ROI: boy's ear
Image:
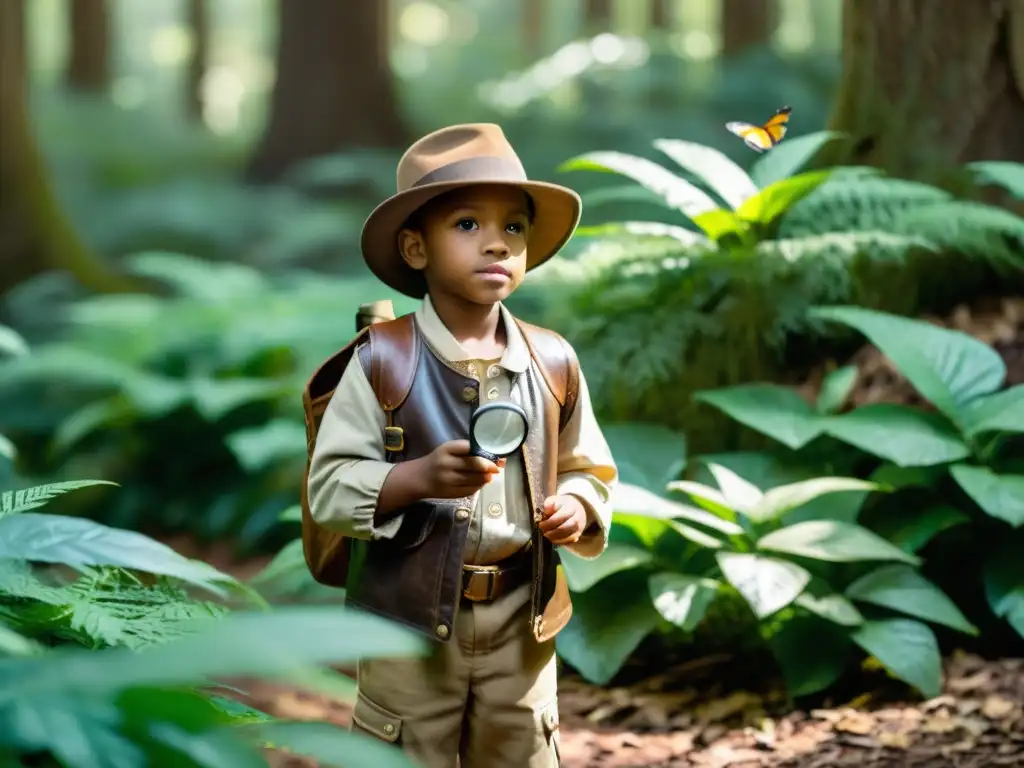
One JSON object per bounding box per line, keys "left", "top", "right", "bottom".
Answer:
{"left": 398, "top": 228, "right": 427, "bottom": 271}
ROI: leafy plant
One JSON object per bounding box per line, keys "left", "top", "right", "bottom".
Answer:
{"left": 556, "top": 466, "right": 976, "bottom": 699}
{"left": 695, "top": 304, "right": 1024, "bottom": 646}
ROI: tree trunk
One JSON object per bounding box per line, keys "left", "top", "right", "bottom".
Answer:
{"left": 826, "top": 0, "right": 1024, "bottom": 179}
{"left": 65, "top": 0, "right": 110, "bottom": 93}
{"left": 0, "top": 0, "right": 139, "bottom": 299}
{"left": 185, "top": 0, "right": 209, "bottom": 120}
{"left": 584, "top": 0, "right": 613, "bottom": 33}
{"left": 651, "top": 0, "right": 673, "bottom": 30}
{"left": 523, "top": 0, "right": 544, "bottom": 63}
{"left": 246, "top": 0, "right": 408, "bottom": 182}
{"left": 721, "top": 0, "right": 776, "bottom": 56}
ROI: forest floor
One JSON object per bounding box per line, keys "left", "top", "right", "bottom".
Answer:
{"left": 181, "top": 540, "right": 1024, "bottom": 768}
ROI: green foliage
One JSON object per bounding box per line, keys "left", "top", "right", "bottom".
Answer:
{"left": 0, "top": 475, "right": 423, "bottom": 766}
{"left": 556, "top": 456, "right": 977, "bottom": 698}
{"left": 540, "top": 139, "right": 1024, "bottom": 453}
{"left": 0, "top": 254, "right": 420, "bottom": 549}
{"left": 695, "top": 306, "right": 1024, "bottom": 663}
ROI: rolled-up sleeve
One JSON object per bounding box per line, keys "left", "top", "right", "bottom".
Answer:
{"left": 555, "top": 363, "right": 618, "bottom": 559}
{"left": 306, "top": 350, "right": 403, "bottom": 540}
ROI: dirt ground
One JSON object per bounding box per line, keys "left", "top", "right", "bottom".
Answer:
{"left": 226, "top": 649, "right": 1023, "bottom": 768}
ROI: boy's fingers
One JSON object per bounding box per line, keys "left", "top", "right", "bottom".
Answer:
{"left": 538, "top": 507, "right": 572, "bottom": 531}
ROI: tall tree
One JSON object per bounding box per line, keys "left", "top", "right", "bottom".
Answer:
{"left": 827, "top": 0, "right": 1024, "bottom": 178}
{"left": 523, "top": 0, "right": 545, "bottom": 63}
{"left": 65, "top": 0, "right": 110, "bottom": 93}
{"left": 0, "top": 0, "right": 137, "bottom": 299}
{"left": 720, "top": 0, "right": 777, "bottom": 57}
{"left": 246, "top": 0, "right": 408, "bottom": 182}
{"left": 185, "top": 0, "right": 209, "bottom": 121}
{"left": 583, "top": 0, "right": 613, "bottom": 32}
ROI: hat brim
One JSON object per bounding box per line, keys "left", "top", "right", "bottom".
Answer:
{"left": 360, "top": 179, "right": 582, "bottom": 298}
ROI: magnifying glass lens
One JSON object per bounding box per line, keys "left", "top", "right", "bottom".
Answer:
{"left": 469, "top": 402, "right": 528, "bottom": 461}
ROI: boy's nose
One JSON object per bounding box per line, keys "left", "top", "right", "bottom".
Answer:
{"left": 484, "top": 238, "right": 510, "bottom": 257}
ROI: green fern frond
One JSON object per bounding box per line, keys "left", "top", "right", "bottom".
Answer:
{"left": 0, "top": 480, "right": 118, "bottom": 518}
{"left": 777, "top": 176, "right": 952, "bottom": 237}
{"left": 968, "top": 161, "right": 1024, "bottom": 199}
{"left": 889, "top": 201, "right": 1024, "bottom": 268}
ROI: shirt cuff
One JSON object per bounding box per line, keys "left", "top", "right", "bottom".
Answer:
{"left": 311, "top": 460, "right": 404, "bottom": 541}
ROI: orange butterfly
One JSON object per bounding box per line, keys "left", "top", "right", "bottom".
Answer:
{"left": 726, "top": 106, "right": 791, "bottom": 153}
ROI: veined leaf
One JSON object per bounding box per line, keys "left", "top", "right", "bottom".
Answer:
{"left": 757, "top": 520, "right": 920, "bottom": 565}
{"left": 821, "top": 404, "right": 971, "bottom": 467}
{"left": 693, "top": 384, "right": 823, "bottom": 449}
{"left": 601, "top": 421, "right": 688, "bottom": 494}
{"left": 690, "top": 209, "right": 749, "bottom": 241}
{"left": 735, "top": 170, "right": 833, "bottom": 225}
{"left": 612, "top": 482, "right": 744, "bottom": 536}
{"left": 746, "top": 477, "right": 884, "bottom": 524}
{"left": 648, "top": 572, "right": 720, "bottom": 631}
{"left": 795, "top": 593, "right": 863, "bottom": 626}
{"left": 716, "top": 551, "right": 810, "bottom": 619}
{"left": 707, "top": 463, "right": 762, "bottom": 512}
{"left": 665, "top": 480, "right": 733, "bottom": 517}
{"left": 558, "top": 152, "right": 719, "bottom": 218}
{"left": 949, "top": 465, "right": 1024, "bottom": 526}
{"left": 968, "top": 161, "right": 1024, "bottom": 199}
{"left": 748, "top": 130, "right": 846, "bottom": 188}
{"left": 573, "top": 221, "right": 711, "bottom": 247}
{"left": 846, "top": 564, "right": 978, "bottom": 635}
{"left": 653, "top": 139, "right": 759, "bottom": 210}
{"left": 957, "top": 385, "right": 1024, "bottom": 438}
{"left": 0, "top": 324, "right": 29, "bottom": 357}
{"left": 868, "top": 504, "right": 970, "bottom": 554}
{"left": 560, "top": 542, "right": 653, "bottom": 593}
{"left": 851, "top": 619, "right": 942, "bottom": 698}
{"left": 808, "top": 306, "right": 1006, "bottom": 422}
{"left": 816, "top": 365, "right": 858, "bottom": 414}
{"left": 982, "top": 541, "right": 1024, "bottom": 632}
{"left": 0, "top": 480, "right": 118, "bottom": 517}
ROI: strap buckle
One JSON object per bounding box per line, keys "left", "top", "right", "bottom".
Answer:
{"left": 462, "top": 565, "right": 499, "bottom": 602}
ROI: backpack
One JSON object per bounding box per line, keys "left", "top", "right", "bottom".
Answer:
{"left": 299, "top": 301, "right": 581, "bottom": 589}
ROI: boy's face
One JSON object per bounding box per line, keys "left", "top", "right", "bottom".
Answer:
{"left": 398, "top": 185, "right": 532, "bottom": 306}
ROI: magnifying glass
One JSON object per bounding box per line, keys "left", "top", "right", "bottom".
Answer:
{"left": 469, "top": 402, "right": 529, "bottom": 463}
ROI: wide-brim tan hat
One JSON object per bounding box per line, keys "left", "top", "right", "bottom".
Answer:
{"left": 361, "top": 123, "right": 582, "bottom": 298}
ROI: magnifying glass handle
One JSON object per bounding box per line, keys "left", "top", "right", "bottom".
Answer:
{"left": 469, "top": 444, "right": 502, "bottom": 464}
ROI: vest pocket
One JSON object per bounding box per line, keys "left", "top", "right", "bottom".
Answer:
{"left": 351, "top": 690, "right": 403, "bottom": 744}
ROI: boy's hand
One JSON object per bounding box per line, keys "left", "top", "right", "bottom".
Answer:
{"left": 420, "top": 439, "right": 504, "bottom": 499}
{"left": 538, "top": 495, "right": 589, "bottom": 546}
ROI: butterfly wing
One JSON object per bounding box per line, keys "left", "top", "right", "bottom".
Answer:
{"left": 726, "top": 121, "right": 773, "bottom": 153}
{"left": 763, "top": 106, "right": 792, "bottom": 144}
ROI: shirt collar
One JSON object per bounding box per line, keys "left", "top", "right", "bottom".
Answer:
{"left": 414, "top": 294, "right": 530, "bottom": 374}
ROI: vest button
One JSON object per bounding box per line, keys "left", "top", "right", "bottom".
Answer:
{"left": 383, "top": 723, "right": 395, "bottom": 736}
{"left": 436, "top": 623, "right": 450, "bottom": 639}
{"left": 461, "top": 385, "right": 477, "bottom": 402}
{"left": 455, "top": 507, "right": 471, "bottom": 521}
{"left": 487, "top": 502, "right": 502, "bottom": 518}
{"left": 486, "top": 386, "right": 500, "bottom": 400}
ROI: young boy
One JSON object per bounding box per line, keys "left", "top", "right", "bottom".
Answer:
{"left": 306, "top": 123, "right": 618, "bottom": 768}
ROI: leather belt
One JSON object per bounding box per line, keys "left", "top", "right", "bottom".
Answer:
{"left": 462, "top": 547, "right": 532, "bottom": 603}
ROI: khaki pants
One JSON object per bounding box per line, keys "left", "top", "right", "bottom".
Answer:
{"left": 350, "top": 583, "right": 561, "bottom": 768}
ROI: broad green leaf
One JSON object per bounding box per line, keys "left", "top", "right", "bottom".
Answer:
{"left": 653, "top": 139, "right": 759, "bottom": 209}
{"left": 868, "top": 505, "right": 970, "bottom": 554}
{"left": 558, "top": 152, "right": 719, "bottom": 218}
{"left": 53, "top": 398, "right": 133, "bottom": 453}
{"left": 735, "top": 170, "right": 833, "bottom": 225}
{"left": 746, "top": 477, "right": 883, "bottom": 524}
{"left": 715, "top": 551, "right": 810, "bottom": 619}
{"left": 749, "top": 130, "right": 846, "bottom": 188}
{"left": 611, "top": 512, "right": 672, "bottom": 549}
{"left": 0, "top": 434, "right": 13, "bottom": 462}
{"left": 601, "top": 422, "right": 688, "bottom": 493}
{"left": 0, "top": 513, "right": 238, "bottom": 594}
{"left": 647, "top": 572, "right": 720, "bottom": 631}
{"left": 766, "top": 614, "right": 855, "bottom": 697}
{"left": 690, "top": 208, "right": 749, "bottom": 240}
{"left": 808, "top": 306, "right": 1006, "bottom": 422}
{"left": 693, "top": 384, "right": 823, "bottom": 449}
{"left": 846, "top": 564, "right": 978, "bottom": 635}
{"left": 667, "top": 520, "right": 726, "bottom": 549}
{"left": 278, "top": 505, "right": 302, "bottom": 523}
{"left": 957, "top": 385, "right": 1024, "bottom": 437}
{"left": 0, "top": 623, "right": 41, "bottom": 656}
{"left": 612, "top": 482, "right": 744, "bottom": 536}
{"left": 560, "top": 542, "right": 653, "bottom": 593}
{"left": 579, "top": 184, "right": 673, "bottom": 209}
{"left": 982, "top": 540, "right": 1024, "bottom": 638}
{"left": 868, "top": 463, "right": 948, "bottom": 491}
{"left": 226, "top": 419, "right": 307, "bottom": 473}
{"left": 949, "top": 465, "right": 1024, "bottom": 526}
{"left": 967, "top": 160, "right": 1024, "bottom": 199}
{"left": 0, "top": 325, "right": 28, "bottom": 357}
{"left": 821, "top": 404, "right": 971, "bottom": 467}
{"left": 0, "top": 606, "right": 429, "bottom": 700}
{"left": 573, "top": 221, "right": 710, "bottom": 247}
{"left": 665, "top": 480, "right": 733, "bottom": 517}
{"left": 0, "top": 480, "right": 119, "bottom": 517}
{"left": 795, "top": 592, "right": 863, "bottom": 626}
{"left": 189, "top": 377, "right": 289, "bottom": 421}
{"left": 757, "top": 520, "right": 920, "bottom": 565}
{"left": 555, "top": 570, "right": 661, "bottom": 685}
{"left": 851, "top": 619, "right": 942, "bottom": 698}
{"left": 246, "top": 720, "right": 418, "bottom": 768}
{"left": 816, "top": 365, "right": 858, "bottom": 414}
{"left": 145, "top": 724, "right": 268, "bottom": 768}
{"left": 708, "top": 463, "right": 763, "bottom": 512}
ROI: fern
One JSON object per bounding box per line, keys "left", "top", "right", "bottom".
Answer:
{"left": 0, "top": 480, "right": 117, "bottom": 518}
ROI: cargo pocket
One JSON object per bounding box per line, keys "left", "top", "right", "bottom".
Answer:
{"left": 538, "top": 697, "right": 561, "bottom": 766}
{"left": 350, "top": 690, "right": 403, "bottom": 745}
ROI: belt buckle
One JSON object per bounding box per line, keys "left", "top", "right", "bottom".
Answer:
{"left": 463, "top": 565, "right": 499, "bottom": 602}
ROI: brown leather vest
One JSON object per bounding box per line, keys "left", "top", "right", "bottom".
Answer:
{"left": 343, "top": 316, "right": 578, "bottom": 645}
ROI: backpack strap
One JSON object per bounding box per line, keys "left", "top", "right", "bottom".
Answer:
{"left": 357, "top": 314, "right": 419, "bottom": 454}
{"left": 515, "top": 319, "right": 580, "bottom": 432}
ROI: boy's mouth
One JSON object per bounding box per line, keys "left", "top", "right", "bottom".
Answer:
{"left": 478, "top": 264, "right": 511, "bottom": 277}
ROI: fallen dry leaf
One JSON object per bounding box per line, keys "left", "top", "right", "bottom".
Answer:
{"left": 981, "top": 695, "right": 1016, "bottom": 720}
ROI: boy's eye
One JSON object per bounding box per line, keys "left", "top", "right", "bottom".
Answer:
{"left": 507, "top": 222, "right": 526, "bottom": 235}
{"left": 456, "top": 218, "right": 477, "bottom": 231}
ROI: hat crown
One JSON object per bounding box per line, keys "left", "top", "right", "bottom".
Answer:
{"left": 396, "top": 123, "right": 525, "bottom": 192}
